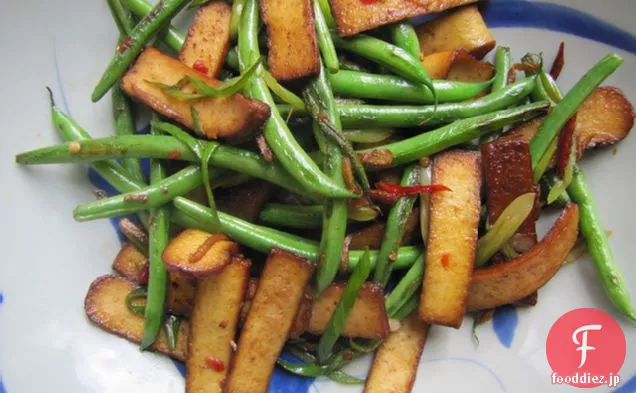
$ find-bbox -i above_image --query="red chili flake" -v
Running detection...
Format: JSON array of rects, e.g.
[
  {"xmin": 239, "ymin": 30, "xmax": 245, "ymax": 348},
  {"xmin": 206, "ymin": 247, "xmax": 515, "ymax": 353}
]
[
  {"xmin": 549, "ymin": 42, "xmax": 565, "ymax": 80},
  {"xmin": 440, "ymin": 253, "xmax": 450, "ymax": 269},
  {"xmin": 218, "ymin": 320, "xmax": 228, "ymax": 329},
  {"xmin": 189, "ymin": 234, "xmax": 227, "ymax": 264},
  {"xmin": 205, "ymin": 356, "xmax": 225, "ymax": 372},
  {"xmin": 360, "ymin": 0, "xmax": 380, "ymax": 4},
  {"xmin": 375, "ymin": 182, "xmax": 451, "ymax": 197},
  {"xmin": 343, "ymin": 352, "xmax": 354, "ymax": 361},
  {"xmin": 138, "ymin": 262, "xmax": 149, "ymax": 285},
  {"xmin": 167, "ymin": 150, "xmax": 182, "ymax": 160},
  {"xmin": 193, "ymin": 59, "xmax": 210, "ymax": 75},
  {"xmin": 555, "ymin": 114, "xmax": 578, "ymax": 178},
  {"xmin": 118, "ymin": 36, "xmax": 134, "ymax": 54}
]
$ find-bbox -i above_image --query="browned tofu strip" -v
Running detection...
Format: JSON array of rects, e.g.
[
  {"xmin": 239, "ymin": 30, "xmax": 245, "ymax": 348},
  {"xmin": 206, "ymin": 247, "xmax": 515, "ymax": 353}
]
[
  {"xmin": 308, "ymin": 282, "xmax": 390, "ymax": 339},
  {"xmin": 179, "ymin": 1, "xmax": 232, "ymax": 79},
  {"xmin": 328, "ymin": 0, "xmax": 477, "ymax": 37},
  {"xmin": 162, "ymin": 229, "xmax": 238, "ymax": 277},
  {"xmin": 261, "ymin": 0, "xmax": 320, "ymax": 80},
  {"xmin": 482, "ymin": 135, "xmax": 538, "ymax": 250},
  {"xmin": 416, "ymin": 5, "xmax": 495, "ymax": 59},
  {"xmin": 468, "ymin": 204, "xmax": 579, "ymax": 311},
  {"xmin": 112, "ymin": 243, "xmax": 195, "ymax": 316},
  {"xmin": 225, "ymin": 249, "xmax": 314, "ymax": 393},
  {"xmin": 509, "ymin": 87, "xmax": 634, "ymax": 161},
  {"xmin": 363, "ymin": 314, "xmax": 430, "ymax": 393},
  {"xmin": 84, "ymin": 275, "xmax": 189, "ymax": 361},
  {"xmin": 121, "ymin": 48, "xmax": 270, "ymax": 141},
  {"xmin": 186, "ymin": 257, "xmax": 251, "ymax": 393},
  {"xmin": 419, "ymin": 151, "xmax": 481, "ymax": 328},
  {"xmin": 115, "ymin": 243, "xmax": 387, "ymax": 338}
]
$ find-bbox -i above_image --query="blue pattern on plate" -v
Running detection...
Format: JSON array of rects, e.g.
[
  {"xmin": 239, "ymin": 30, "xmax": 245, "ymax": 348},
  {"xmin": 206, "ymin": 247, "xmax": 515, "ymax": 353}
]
[
  {"xmin": 37, "ymin": 2, "xmax": 636, "ymax": 392},
  {"xmin": 0, "ymin": 292, "xmax": 3, "ymax": 305},
  {"xmin": 611, "ymin": 374, "xmax": 636, "ymax": 393},
  {"xmin": 483, "ymin": 0, "xmax": 636, "ymax": 56},
  {"xmin": 492, "ymin": 305, "xmax": 519, "ymax": 348},
  {"xmin": 0, "ymin": 377, "xmax": 6, "ymax": 393}
]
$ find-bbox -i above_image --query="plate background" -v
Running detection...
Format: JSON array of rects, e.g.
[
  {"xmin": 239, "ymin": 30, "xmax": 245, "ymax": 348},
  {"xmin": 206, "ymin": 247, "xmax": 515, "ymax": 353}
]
[{"xmin": 1, "ymin": 0, "xmax": 635, "ymax": 392}]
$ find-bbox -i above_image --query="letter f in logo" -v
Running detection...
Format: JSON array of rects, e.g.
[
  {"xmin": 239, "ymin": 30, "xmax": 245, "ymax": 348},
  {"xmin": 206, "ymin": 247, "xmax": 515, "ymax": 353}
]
[{"xmin": 572, "ymin": 324, "xmax": 602, "ymax": 368}]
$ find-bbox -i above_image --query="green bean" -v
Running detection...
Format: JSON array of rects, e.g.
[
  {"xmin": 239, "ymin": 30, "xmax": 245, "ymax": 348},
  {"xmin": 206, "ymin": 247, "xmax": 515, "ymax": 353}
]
[
  {"xmin": 122, "ymin": 0, "xmax": 186, "ymax": 52},
  {"xmin": 171, "ymin": 197, "xmax": 422, "ymax": 269},
  {"xmin": 92, "ymin": 0, "xmax": 190, "ymax": 102},
  {"xmin": 318, "ymin": 250, "xmax": 372, "ymax": 363},
  {"xmin": 108, "ymin": 0, "xmax": 135, "ymax": 35},
  {"xmin": 385, "ymin": 252, "xmax": 425, "ymax": 319},
  {"xmin": 568, "ymin": 168, "xmax": 636, "ymax": 321},
  {"xmin": 390, "ymin": 21, "xmax": 420, "ymax": 59},
  {"xmin": 529, "ymin": 54, "xmax": 623, "ymax": 169},
  {"xmin": 259, "ymin": 204, "xmax": 323, "ymax": 229},
  {"xmin": 73, "ymin": 165, "xmax": 221, "ymax": 221},
  {"xmin": 112, "ymin": 83, "xmax": 145, "ymax": 184},
  {"xmin": 527, "ymin": 56, "xmax": 634, "ymax": 321},
  {"xmin": 317, "ymin": 0, "xmax": 336, "ymax": 29},
  {"xmin": 492, "ymin": 46, "xmax": 512, "ymax": 92},
  {"xmin": 46, "ymin": 89, "xmax": 150, "ymax": 225},
  {"xmin": 358, "ymin": 101, "xmax": 550, "ymax": 167},
  {"xmin": 15, "ymin": 135, "xmax": 316, "ymax": 200},
  {"xmin": 338, "ymin": 76, "xmax": 537, "ymax": 128},
  {"xmin": 229, "ymin": 0, "xmax": 245, "ymax": 41},
  {"xmin": 305, "ymin": 63, "xmax": 350, "ymax": 295},
  {"xmin": 332, "ymin": 34, "xmax": 434, "ymax": 96},
  {"xmin": 329, "ymin": 70, "xmax": 492, "ymax": 104},
  {"xmin": 479, "ymin": 46, "xmax": 512, "ymax": 145},
  {"xmin": 140, "ymin": 124, "xmax": 170, "ymax": 350},
  {"xmin": 237, "ymin": 0, "xmax": 355, "ymax": 199},
  {"xmin": 313, "ymin": 0, "xmax": 339, "ymax": 73},
  {"xmin": 373, "ymin": 164, "xmax": 420, "ymax": 285}
]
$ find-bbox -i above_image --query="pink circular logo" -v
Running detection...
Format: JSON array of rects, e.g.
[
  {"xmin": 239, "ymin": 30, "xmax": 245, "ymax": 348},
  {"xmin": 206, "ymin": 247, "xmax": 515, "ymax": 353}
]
[{"xmin": 546, "ymin": 308, "xmax": 626, "ymax": 388}]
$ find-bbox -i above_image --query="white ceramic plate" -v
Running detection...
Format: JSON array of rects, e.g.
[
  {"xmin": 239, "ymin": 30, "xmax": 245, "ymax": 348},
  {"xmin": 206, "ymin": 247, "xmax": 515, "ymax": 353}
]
[{"xmin": 1, "ymin": 0, "xmax": 635, "ymax": 392}]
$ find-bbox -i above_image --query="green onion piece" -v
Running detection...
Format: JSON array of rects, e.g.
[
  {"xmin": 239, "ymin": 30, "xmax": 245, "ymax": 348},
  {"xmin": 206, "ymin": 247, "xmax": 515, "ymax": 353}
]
[
  {"xmin": 262, "ymin": 70, "xmax": 306, "ymax": 111},
  {"xmin": 126, "ymin": 287, "xmax": 147, "ymax": 315},
  {"xmin": 200, "ymin": 143, "xmax": 221, "ymax": 231},
  {"xmin": 475, "ymin": 192, "xmax": 536, "ymax": 266},
  {"xmin": 342, "ymin": 128, "xmax": 393, "ymax": 144},
  {"xmin": 284, "ymin": 346, "xmax": 364, "ymax": 384},
  {"xmin": 349, "ymin": 338, "xmax": 382, "ymax": 353},
  {"xmin": 539, "ymin": 70, "xmax": 563, "ymax": 103},
  {"xmin": 347, "ymin": 204, "xmax": 379, "ymax": 222},
  {"xmin": 318, "ymin": 249, "xmax": 372, "ymax": 363},
  {"xmin": 152, "ymin": 120, "xmax": 205, "ymax": 156},
  {"xmin": 147, "ymin": 60, "xmax": 260, "ymax": 100},
  {"xmin": 164, "ymin": 314, "xmax": 181, "ymax": 351}
]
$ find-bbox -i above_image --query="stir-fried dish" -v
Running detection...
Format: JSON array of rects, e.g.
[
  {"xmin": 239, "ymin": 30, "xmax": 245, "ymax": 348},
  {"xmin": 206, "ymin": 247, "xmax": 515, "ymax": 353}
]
[{"xmin": 14, "ymin": 0, "xmax": 635, "ymax": 392}]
